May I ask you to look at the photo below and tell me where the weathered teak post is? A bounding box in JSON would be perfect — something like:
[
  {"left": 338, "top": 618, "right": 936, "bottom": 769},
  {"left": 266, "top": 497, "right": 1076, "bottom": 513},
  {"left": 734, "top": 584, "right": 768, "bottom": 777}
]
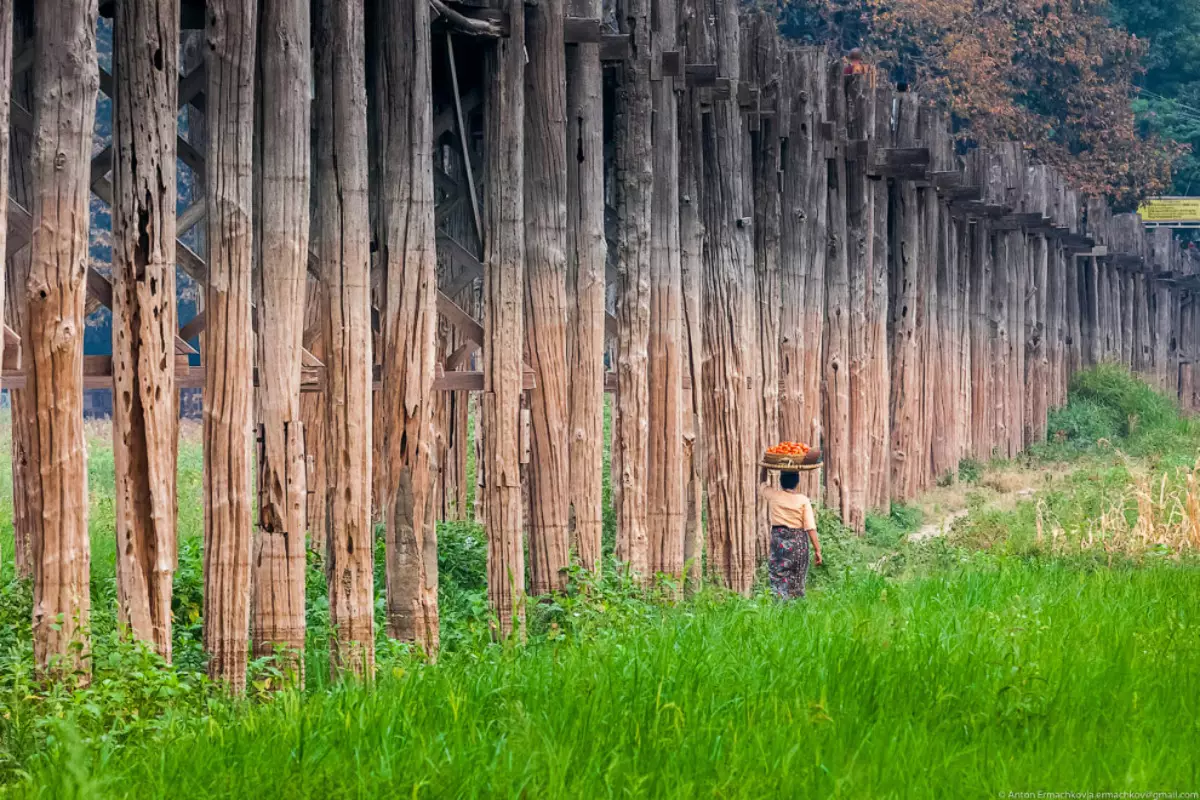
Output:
[
  {"left": 25, "top": 0, "right": 97, "bottom": 678},
  {"left": 678, "top": 0, "right": 706, "bottom": 589},
  {"left": 1024, "top": 164, "right": 1049, "bottom": 447},
  {"left": 930, "top": 111, "right": 961, "bottom": 481},
  {"left": 204, "top": 0, "right": 255, "bottom": 691},
  {"left": 483, "top": 0, "right": 527, "bottom": 637},
  {"left": 824, "top": 59, "right": 851, "bottom": 519},
  {"left": 866, "top": 86, "right": 891, "bottom": 507},
  {"left": 524, "top": 0, "right": 572, "bottom": 595},
  {"left": 112, "top": 0, "right": 179, "bottom": 662},
  {"left": 746, "top": 10, "right": 781, "bottom": 553},
  {"left": 301, "top": 279, "right": 328, "bottom": 556},
  {"left": 613, "top": 0, "right": 653, "bottom": 578},
  {"left": 0, "top": 0, "right": 11, "bottom": 580},
  {"left": 969, "top": 176, "right": 995, "bottom": 458},
  {"left": 250, "top": 0, "right": 310, "bottom": 677},
  {"left": 566, "top": 0, "right": 607, "bottom": 576},
  {"left": 6, "top": 7, "right": 33, "bottom": 582},
  {"left": 779, "top": 48, "right": 827, "bottom": 499},
  {"left": 844, "top": 67, "right": 874, "bottom": 531},
  {"left": 888, "top": 91, "right": 923, "bottom": 497},
  {"left": 698, "top": 0, "right": 754, "bottom": 593},
  {"left": 915, "top": 103, "right": 940, "bottom": 489},
  {"left": 372, "top": 0, "right": 439, "bottom": 653},
  {"left": 315, "top": 0, "right": 375, "bottom": 675},
  {"left": 648, "top": 0, "right": 685, "bottom": 580}
]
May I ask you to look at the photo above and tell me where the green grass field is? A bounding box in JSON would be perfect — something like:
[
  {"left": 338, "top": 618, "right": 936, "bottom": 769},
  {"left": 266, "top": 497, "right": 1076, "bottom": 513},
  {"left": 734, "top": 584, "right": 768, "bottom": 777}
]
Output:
[{"left": 1, "top": 366, "right": 1199, "bottom": 798}]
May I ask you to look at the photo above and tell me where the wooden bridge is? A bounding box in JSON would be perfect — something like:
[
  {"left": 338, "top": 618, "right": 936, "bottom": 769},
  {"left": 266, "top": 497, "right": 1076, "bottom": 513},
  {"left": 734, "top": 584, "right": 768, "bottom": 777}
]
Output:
[{"left": 3, "top": 0, "right": 1196, "bottom": 690}]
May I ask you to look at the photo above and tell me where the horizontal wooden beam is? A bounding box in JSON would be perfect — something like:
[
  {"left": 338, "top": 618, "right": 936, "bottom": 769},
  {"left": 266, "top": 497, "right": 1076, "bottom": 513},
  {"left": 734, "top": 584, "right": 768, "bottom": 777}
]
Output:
[{"left": 1, "top": 365, "right": 535, "bottom": 393}]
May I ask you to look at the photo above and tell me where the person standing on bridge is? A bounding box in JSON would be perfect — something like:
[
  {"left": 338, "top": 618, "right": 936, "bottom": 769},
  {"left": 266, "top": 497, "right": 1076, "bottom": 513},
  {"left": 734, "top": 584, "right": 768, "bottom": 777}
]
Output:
[{"left": 760, "top": 469, "right": 823, "bottom": 598}]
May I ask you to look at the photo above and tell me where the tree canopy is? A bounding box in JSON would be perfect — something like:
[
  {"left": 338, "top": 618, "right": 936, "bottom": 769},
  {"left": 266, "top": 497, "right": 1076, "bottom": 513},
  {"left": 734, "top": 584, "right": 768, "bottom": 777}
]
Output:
[{"left": 779, "top": 0, "right": 1183, "bottom": 207}]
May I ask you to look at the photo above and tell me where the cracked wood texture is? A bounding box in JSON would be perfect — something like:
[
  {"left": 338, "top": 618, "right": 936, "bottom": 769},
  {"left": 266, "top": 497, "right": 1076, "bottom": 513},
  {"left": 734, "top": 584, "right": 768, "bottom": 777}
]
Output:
[
  {"left": 698, "top": 0, "right": 754, "bottom": 593},
  {"left": 613, "top": 0, "right": 652, "bottom": 578},
  {"left": 250, "top": 0, "right": 309, "bottom": 680},
  {"left": 823, "top": 60, "right": 851, "bottom": 519},
  {"left": 524, "top": 0, "right": 572, "bottom": 594},
  {"left": 779, "top": 48, "right": 826, "bottom": 499},
  {"left": 566, "top": 0, "right": 606, "bottom": 575},
  {"left": 6, "top": 7, "right": 33, "bottom": 580},
  {"left": 678, "top": 0, "right": 705, "bottom": 591},
  {"left": 888, "top": 92, "right": 924, "bottom": 501},
  {"left": 203, "top": 0, "right": 255, "bottom": 692},
  {"left": 648, "top": 0, "right": 684, "bottom": 581},
  {"left": 0, "top": 0, "right": 10, "bottom": 579},
  {"left": 316, "top": 0, "right": 375, "bottom": 676},
  {"left": 867, "top": 85, "right": 892, "bottom": 507},
  {"left": 483, "top": 0, "right": 526, "bottom": 637},
  {"left": 970, "top": 218, "right": 995, "bottom": 459},
  {"left": 844, "top": 69, "right": 873, "bottom": 531},
  {"left": 28, "top": 0, "right": 97, "bottom": 679},
  {"left": 371, "top": 0, "right": 439, "bottom": 652},
  {"left": 747, "top": 11, "right": 780, "bottom": 555},
  {"left": 112, "top": 0, "right": 179, "bottom": 662},
  {"left": 301, "top": 278, "right": 327, "bottom": 556}
]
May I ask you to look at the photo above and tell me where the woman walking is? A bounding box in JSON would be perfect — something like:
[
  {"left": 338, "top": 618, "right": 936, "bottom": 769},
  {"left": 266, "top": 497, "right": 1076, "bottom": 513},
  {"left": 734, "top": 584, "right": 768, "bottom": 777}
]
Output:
[{"left": 760, "top": 470, "right": 823, "bottom": 598}]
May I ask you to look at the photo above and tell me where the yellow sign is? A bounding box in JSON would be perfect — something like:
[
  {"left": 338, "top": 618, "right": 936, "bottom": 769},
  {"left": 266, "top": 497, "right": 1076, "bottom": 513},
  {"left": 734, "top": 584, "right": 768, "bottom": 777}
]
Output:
[{"left": 1138, "top": 197, "right": 1200, "bottom": 223}]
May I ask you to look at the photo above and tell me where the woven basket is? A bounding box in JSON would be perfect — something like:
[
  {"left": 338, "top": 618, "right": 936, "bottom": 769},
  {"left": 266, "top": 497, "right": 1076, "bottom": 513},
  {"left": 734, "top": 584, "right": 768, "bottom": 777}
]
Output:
[{"left": 760, "top": 449, "right": 823, "bottom": 471}]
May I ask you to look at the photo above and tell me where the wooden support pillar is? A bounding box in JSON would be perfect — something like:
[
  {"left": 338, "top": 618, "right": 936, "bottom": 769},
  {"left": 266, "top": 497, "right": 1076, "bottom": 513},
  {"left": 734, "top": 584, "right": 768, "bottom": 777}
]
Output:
[
  {"left": 916, "top": 105, "right": 939, "bottom": 487},
  {"left": 823, "top": 59, "right": 852, "bottom": 519},
  {"left": 1008, "top": 228, "right": 1027, "bottom": 457},
  {"left": 566, "top": 0, "right": 606, "bottom": 576},
  {"left": 1084, "top": 255, "right": 1101, "bottom": 367},
  {"left": 955, "top": 217, "right": 973, "bottom": 467},
  {"left": 843, "top": 70, "right": 873, "bottom": 531},
  {"left": 613, "top": 0, "right": 653, "bottom": 578},
  {"left": 1025, "top": 231, "right": 1048, "bottom": 446},
  {"left": 250, "top": 0, "right": 310, "bottom": 679},
  {"left": 678, "top": 3, "right": 706, "bottom": 591},
  {"left": 970, "top": 218, "right": 994, "bottom": 458},
  {"left": 931, "top": 201, "right": 961, "bottom": 480},
  {"left": 779, "top": 48, "right": 827, "bottom": 500},
  {"left": 483, "top": 0, "right": 527, "bottom": 636},
  {"left": 746, "top": 11, "right": 780, "bottom": 558},
  {"left": 27, "top": 0, "right": 97, "bottom": 679},
  {"left": 203, "top": 0, "right": 256, "bottom": 691},
  {"left": 301, "top": 279, "right": 328, "bottom": 555},
  {"left": 866, "top": 87, "right": 891, "bottom": 507},
  {"left": 0, "top": 0, "right": 11, "bottom": 579},
  {"left": 888, "top": 92, "right": 923, "bottom": 498},
  {"left": 648, "top": 0, "right": 685, "bottom": 580},
  {"left": 316, "top": 0, "right": 375, "bottom": 675},
  {"left": 990, "top": 228, "right": 1012, "bottom": 457},
  {"left": 524, "top": 0, "right": 572, "bottom": 594},
  {"left": 698, "top": 0, "right": 754, "bottom": 592},
  {"left": 111, "top": 0, "right": 179, "bottom": 663},
  {"left": 372, "top": 0, "right": 440, "bottom": 653},
  {"left": 5, "top": 8, "right": 32, "bottom": 580}
]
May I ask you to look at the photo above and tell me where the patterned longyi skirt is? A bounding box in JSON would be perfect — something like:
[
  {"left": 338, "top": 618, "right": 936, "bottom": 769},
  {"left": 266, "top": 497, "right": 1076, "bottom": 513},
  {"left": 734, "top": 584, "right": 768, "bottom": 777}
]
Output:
[{"left": 769, "top": 525, "right": 810, "bottom": 599}]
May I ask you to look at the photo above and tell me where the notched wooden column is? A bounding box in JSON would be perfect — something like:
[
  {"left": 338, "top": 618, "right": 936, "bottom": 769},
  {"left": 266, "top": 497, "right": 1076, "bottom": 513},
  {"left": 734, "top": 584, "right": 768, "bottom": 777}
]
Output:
[
  {"left": 112, "top": 0, "right": 179, "bottom": 663},
  {"left": 203, "top": 0, "right": 257, "bottom": 692},
  {"left": 28, "top": 0, "right": 98, "bottom": 679}
]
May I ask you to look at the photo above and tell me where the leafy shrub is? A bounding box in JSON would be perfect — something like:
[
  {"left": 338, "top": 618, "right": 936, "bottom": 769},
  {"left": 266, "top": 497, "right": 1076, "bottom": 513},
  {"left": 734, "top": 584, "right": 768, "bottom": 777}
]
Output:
[{"left": 958, "top": 458, "right": 983, "bottom": 484}]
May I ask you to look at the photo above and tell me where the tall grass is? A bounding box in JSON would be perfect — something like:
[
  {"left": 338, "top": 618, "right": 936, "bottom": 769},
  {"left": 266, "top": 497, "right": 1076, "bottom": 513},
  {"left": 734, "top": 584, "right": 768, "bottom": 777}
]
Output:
[
  {"left": 1, "top": 368, "right": 1199, "bottom": 796},
  {"left": 7, "top": 561, "right": 1199, "bottom": 798}
]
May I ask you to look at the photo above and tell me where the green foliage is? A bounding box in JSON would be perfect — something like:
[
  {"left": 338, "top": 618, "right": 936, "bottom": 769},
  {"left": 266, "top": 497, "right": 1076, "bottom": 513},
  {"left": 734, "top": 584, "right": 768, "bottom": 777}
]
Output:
[
  {"left": 1036, "top": 365, "right": 1199, "bottom": 459},
  {"left": 6, "top": 562, "right": 1200, "bottom": 797},
  {"left": 958, "top": 457, "right": 984, "bottom": 484},
  {"left": 864, "top": 504, "right": 924, "bottom": 548},
  {"left": 1110, "top": 0, "right": 1200, "bottom": 194}
]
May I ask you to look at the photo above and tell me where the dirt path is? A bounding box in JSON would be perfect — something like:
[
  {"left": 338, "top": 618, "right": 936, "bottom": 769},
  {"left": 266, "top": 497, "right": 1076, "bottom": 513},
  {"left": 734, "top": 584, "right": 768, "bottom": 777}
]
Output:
[{"left": 905, "top": 464, "right": 1048, "bottom": 543}]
